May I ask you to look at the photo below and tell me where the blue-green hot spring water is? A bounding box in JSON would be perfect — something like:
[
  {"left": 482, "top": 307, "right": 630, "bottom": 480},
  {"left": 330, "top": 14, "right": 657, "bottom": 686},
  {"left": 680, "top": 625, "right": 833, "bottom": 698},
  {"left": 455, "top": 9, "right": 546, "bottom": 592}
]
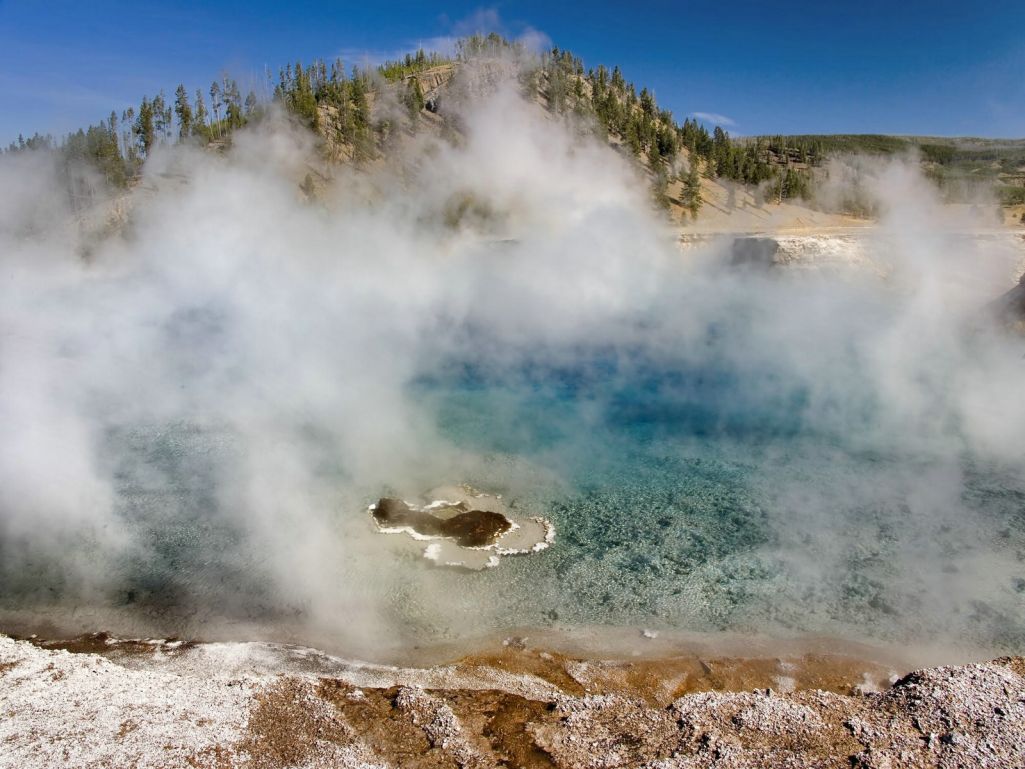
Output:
[
  {"left": 2, "top": 255, "right": 1024, "bottom": 661},
  {"left": 406, "top": 347, "right": 1025, "bottom": 653}
]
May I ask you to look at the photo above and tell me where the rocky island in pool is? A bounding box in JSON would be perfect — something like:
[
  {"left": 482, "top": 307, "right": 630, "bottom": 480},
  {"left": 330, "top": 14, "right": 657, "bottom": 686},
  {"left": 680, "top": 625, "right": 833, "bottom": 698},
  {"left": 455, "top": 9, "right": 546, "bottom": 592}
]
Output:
[{"left": 370, "top": 485, "right": 555, "bottom": 570}]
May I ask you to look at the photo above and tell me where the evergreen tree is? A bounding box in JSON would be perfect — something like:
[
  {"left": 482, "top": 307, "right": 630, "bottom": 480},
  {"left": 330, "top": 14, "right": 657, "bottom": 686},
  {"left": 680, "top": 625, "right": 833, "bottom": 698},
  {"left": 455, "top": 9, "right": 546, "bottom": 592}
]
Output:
[
  {"left": 108, "top": 111, "right": 119, "bottom": 158},
  {"left": 404, "top": 76, "right": 425, "bottom": 123},
  {"left": 134, "top": 97, "right": 155, "bottom": 156},
  {"left": 174, "top": 84, "right": 192, "bottom": 139},
  {"left": 682, "top": 159, "right": 703, "bottom": 219},
  {"left": 611, "top": 65, "right": 624, "bottom": 91},
  {"left": 209, "top": 81, "right": 222, "bottom": 138},
  {"left": 163, "top": 99, "right": 173, "bottom": 140},
  {"left": 152, "top": 92, "right": 168, "bottom": 141},
  {"left": 348, "top": 70, "right": 372, "bottom": 159},
  {"left": 647, "top": 140, "right": 662, "bottom": 172},
  {"left": 225, "top": 79, "right": 243, "bottom": 128},
  {"left": 121, "top": 107, "right": 136, "bottom": 162},
  {"left": 639, "top": 87, "right": 655, "bottom": 117},
  {"left": 651, "top": 169, "right": 670, "bottom": 210},
  {"left": 66, "top": 115, "right": 127, "bottom": 187},
  {"left": 193, "top": 90, "right": 208, "bottom": 137},
  {"left": 780, "top": 167, "right": 809, "bottom": 200},
  {"left": 711, "top": 126, "right": 730, "bottom": 178},
  {"left": 283, "top": 62, "right": 318, "bottom": 127}
]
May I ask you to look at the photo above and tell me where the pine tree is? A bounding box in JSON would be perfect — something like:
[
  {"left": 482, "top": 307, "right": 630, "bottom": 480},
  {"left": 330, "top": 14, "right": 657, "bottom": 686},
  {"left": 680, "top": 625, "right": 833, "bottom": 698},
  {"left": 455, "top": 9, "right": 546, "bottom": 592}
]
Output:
[
  {"left": 682, "top": 159, "right": 703, "bottom": 219},
  {"left": 225, "top": 79, "right": 243, "bottom": 128},
  {"left": 404, "top": 77, "right": 424, "bottom": 123},
  {"left": 174, "top": 84, "right": 192, "bottom": 139},
  {"left": 209, "top": 81, "right": 222, "bottom": 138},
  {"left": 348, "top": 70, "right": 372, "bottom": 160},
  {"left": 639, "top": 87, "right": 655, "bottom": 117},
  {"left": 134, "top": 97, "right": 155, "bottom": 156},
  {"left": 611, "top": 65, "right": 624, "bottom": 91},
  {"left": 163, "top": 99, "right": 173, "bottom": 140},
  {"left": 152, "top": 92, "right": 167, "bottom": 141},
  {"left": 121, "top": 107, "right": 136, "bottom": 162},
  {"left": 193, "top": 89, "right": 208, "bottom": 137},
  {"left": 108, "top": 111, "right": 119, "bottom": 152},
  {"left": 711, "top": 126, "right": 730, "bottom": 178},
  {"left": 647, "top": 140, "right": 662, "bottom": 172},
  {"left": 652, "top": 169, "right": 670, "bottom": 210},
  {"left": 285, "top": 62, "right": 318, "bottom": 127}
]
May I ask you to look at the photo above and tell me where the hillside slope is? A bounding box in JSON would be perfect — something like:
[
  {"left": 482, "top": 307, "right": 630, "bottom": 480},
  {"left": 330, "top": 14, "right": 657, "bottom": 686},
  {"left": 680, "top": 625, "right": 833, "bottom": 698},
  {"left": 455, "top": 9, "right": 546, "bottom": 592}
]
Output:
[{"left": 7, "top": 35, "right": 1024, "bottom": 237}]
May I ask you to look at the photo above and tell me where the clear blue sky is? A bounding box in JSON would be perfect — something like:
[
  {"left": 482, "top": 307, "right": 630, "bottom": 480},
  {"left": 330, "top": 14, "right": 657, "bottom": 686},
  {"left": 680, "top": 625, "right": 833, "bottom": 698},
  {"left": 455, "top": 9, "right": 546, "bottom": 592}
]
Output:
[{"left": 2, "top": 0, "right": 1023, "bottom": 146}]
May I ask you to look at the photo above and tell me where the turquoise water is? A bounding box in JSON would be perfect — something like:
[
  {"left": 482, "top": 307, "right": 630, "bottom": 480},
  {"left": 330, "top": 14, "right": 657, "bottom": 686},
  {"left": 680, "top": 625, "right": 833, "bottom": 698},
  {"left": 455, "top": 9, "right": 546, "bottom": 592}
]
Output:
[
  {"left": 2, "top": 265, "right": 1023, "bottom": 656},
  {"left": 401, "top": 333, "right": 1025, "bottom": 652}
]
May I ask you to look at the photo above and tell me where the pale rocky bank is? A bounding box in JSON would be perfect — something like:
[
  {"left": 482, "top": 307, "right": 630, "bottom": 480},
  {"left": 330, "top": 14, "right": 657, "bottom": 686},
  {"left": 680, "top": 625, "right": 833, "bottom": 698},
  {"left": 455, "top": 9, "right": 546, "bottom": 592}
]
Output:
[{"left": 2, "top": 633, "right": 1024, "bottom": 768}]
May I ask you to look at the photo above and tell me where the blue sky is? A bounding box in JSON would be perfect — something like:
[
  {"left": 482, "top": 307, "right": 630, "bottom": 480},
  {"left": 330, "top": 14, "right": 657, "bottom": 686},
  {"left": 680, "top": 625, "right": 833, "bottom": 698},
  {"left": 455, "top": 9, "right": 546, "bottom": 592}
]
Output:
[{"left": 1, "top": 0, "right": 1023, "bottom": 146}]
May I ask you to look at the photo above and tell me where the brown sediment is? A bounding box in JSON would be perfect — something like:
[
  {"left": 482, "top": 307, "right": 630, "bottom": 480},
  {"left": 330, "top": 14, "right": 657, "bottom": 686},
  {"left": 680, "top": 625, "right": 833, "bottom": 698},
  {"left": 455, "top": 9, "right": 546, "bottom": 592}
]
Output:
[
  {"left": 457, "top": 647, "right": 587, "bottom": 697},
  {"left": 372, "top": 497, "right": 512, "bottom": 548},
  {"left": 17, "top": 631, "right": 198, "bottom": 658},
  {"left": 453, "top": 646, "right": 894, "bottom": 706},
  {"left": 12, "top": 628, "right": 894, "bottom": 698},
  {"left": 450, "top": 691, "right": 558, "bottom": 769},
  {"left": 994, "top": 655, "right": 1025, "bottom": 677},
  {"left": 14, "top": 629, "right": 895, "bottom": 699},
  {"left": 242, "top": 678, "right": 356, "bottom": 769},
  {"left": 239, "top": 654, "right": 1025, "bottom": 769},
  {"left": 315, "top": 682, "right": 435, "bottom": 764}
]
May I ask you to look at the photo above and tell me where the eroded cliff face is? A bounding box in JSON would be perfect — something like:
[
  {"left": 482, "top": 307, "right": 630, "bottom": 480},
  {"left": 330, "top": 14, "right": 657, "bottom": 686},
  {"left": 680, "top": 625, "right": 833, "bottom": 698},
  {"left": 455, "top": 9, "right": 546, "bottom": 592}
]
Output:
[{"left": 2, "top": 634, "right": 1024, "bottom": 769}]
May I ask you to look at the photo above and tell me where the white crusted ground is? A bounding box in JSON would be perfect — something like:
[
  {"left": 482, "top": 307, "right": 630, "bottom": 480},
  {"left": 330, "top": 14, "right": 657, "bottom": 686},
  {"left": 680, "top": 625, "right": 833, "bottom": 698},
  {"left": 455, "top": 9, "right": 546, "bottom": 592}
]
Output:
[
  {"left": 0, "top": 635, "right": 256, "bottom": 768},
  {"left": 2, "top": 633, "right": 1024, "bottom": 769}
]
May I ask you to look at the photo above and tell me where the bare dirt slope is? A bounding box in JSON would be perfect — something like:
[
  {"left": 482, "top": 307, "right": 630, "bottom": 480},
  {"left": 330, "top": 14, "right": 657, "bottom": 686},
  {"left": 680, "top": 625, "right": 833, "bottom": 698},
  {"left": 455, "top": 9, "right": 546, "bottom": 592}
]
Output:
[{"left": 668, "top": 172, "right": 871, "bottom": 234}]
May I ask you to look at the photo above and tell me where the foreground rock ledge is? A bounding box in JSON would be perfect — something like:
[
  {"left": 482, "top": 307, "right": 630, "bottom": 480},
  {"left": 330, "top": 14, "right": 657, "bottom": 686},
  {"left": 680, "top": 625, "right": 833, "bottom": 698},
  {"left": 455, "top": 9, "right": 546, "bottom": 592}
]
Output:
[{"left": 1, "top": 635, "right": 1023, "bottom": 769}]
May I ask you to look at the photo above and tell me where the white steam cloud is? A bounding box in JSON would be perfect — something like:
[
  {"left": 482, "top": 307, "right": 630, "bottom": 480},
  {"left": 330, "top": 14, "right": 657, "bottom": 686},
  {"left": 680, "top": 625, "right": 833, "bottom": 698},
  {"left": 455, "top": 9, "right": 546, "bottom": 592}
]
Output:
[{"left": 1, "top": 67, "right": 1024, "bottom": 659}]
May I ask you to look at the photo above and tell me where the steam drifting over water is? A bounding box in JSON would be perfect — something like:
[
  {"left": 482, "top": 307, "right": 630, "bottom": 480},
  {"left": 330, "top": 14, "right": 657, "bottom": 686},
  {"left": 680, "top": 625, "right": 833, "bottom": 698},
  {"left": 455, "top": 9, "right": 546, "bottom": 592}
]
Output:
[{"left": 2, "top": 74, "right": 1025, "bottom": 660}]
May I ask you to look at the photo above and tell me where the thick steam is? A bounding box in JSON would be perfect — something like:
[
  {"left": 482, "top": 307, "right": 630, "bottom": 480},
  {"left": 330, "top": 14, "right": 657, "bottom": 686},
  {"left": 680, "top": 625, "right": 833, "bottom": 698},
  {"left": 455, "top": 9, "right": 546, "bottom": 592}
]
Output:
[{"left": 1, "top": 69, "right": 1023, "bottom": 658}]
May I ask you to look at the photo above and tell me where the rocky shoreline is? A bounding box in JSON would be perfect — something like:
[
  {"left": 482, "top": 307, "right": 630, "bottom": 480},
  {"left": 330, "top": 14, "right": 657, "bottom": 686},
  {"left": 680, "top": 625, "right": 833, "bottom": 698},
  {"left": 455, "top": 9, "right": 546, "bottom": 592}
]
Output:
[{"left": 2, "top": 633, "right": 1023, "bottom": 768}]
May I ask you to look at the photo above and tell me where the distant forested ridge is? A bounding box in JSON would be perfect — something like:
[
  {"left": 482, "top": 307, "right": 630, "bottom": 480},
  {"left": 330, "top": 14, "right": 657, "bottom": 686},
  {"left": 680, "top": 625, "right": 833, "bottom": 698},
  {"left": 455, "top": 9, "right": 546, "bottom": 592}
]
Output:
[
  {"left": 6, "top": 33, "right": 1022, "bottom": 215},
  {"left": 743, "top": 134, "right": 1025, "bottom": 206}
]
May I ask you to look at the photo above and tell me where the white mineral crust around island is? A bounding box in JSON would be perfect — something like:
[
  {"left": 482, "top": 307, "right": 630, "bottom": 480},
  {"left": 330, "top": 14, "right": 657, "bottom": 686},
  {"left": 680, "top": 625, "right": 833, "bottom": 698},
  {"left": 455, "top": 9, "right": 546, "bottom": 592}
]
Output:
[{"left": 369, "top": 484, "right": 554, "bottom": 570}]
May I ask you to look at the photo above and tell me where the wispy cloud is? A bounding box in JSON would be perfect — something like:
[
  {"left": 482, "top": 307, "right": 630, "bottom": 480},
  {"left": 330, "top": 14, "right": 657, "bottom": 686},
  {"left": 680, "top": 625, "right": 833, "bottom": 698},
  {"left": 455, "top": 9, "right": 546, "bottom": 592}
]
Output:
[
  {"left": 332, "top": 32, "right": 463, "bottom": 69},
  {"left": 691, "top": 111, "right": 736, "bottom": 127},
  {"left": 335, "top": 7, "right": 551, "bottom": 67},
  {"left": 437, "top": 7, "right": 551, "bottom": 53},
  {"left": 448, "top": 7, "right": 502, "bottom": 36}
]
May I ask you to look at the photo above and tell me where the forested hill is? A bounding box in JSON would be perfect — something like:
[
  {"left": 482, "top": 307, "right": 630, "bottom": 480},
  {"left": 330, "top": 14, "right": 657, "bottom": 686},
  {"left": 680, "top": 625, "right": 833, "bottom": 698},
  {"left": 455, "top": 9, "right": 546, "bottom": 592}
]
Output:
[
  {"left": 5, "top": 33, "right": 1023, "bottom": 218},
  {"left": 1, "top": 34, "right": 804, "bottom": 220}
]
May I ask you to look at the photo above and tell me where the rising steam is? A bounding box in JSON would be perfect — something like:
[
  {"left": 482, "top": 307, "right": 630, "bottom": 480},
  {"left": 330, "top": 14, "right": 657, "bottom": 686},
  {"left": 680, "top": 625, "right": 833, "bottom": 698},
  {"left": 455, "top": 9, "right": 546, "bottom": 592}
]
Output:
[{"left": 1, "top": 65, "right": 1023, "bottom": 659}]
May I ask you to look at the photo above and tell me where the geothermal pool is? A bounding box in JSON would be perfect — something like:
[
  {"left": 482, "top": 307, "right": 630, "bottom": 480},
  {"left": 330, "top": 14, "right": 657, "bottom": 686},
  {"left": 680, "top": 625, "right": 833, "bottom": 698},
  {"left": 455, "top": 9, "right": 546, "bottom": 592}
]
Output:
[
  {"left": 405, "top": 346, "right": 1025, "bottom": 653},
  {"left": 4, "top": 241, "right": 1024, "bottom": 662},
  {"left": 0, "top": 195, "right": 1020, "bottom": 672}
]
